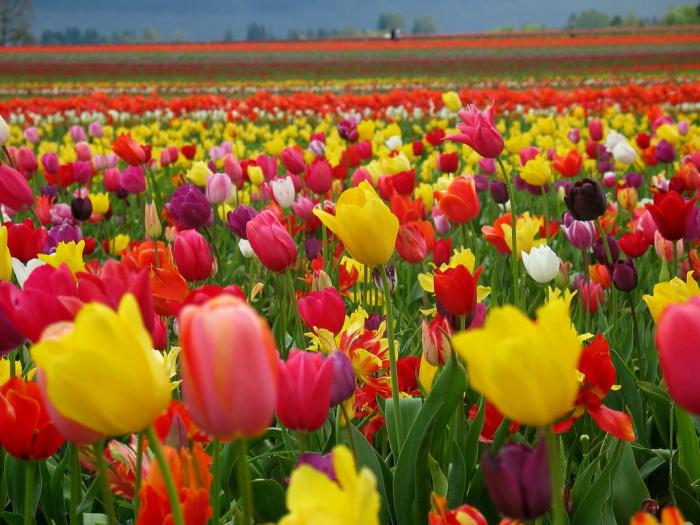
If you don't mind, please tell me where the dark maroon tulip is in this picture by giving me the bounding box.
[482,439,551,520]
[593,234,619,265]
[166,184,212,230]
[71,197,92,221]
[564,178,607,221]
[612,258,637,292]
[226,205,257,239]
[489,180,508,204]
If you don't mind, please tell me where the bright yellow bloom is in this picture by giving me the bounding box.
[38,240,85,277]
[452,298,582,426]
[655,124,680,146]
[30,294,171,436]
[442,91,462,112]
[278,445,380,525]
[643,273,700,323]
[0,359,31,385]
[502,212,545,258]
[248,165,265,186]
[419,354,438,394]
[314,181,399,266]
[0,226,11,282]
[108,234,130,256]
[357,120,375,142]
[186,161,212,187]
[89,192,110,215]
[518,156,552,186]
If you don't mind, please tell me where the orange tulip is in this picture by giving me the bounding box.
[437,175,480,224]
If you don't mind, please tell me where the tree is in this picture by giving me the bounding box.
[246,23,268,41]
[411,14,438,34]
[0,0,34,46]
[567,9,611,29]
[662,4,700,25]
[141,26,159,42]
[377,12,405,32]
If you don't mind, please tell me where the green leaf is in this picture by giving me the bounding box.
[612,442,649,524]
[251,479,286,522]
[671,452,700,522]
[40,456,68,525]
[392,353,467,525]
[3,456,41,518]
[428,455,448,497]
[385,396,422,461]
[0,512,24,525]
[675,405,700,488]
[463,397,484,494]
[446,439,466,508]
[572,440,623,525]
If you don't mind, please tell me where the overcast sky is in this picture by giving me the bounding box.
[31,0,678,40]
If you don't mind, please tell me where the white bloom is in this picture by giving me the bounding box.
[521,245,560,284]
[385,135,402,151]
[604,130,626,152]
[612,141,638,164]
[0,114,8,146]
[239,239,255,258]
[11,258,45,288]
[270,176,296,208]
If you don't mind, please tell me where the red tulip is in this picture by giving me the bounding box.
[297,287,346,335]
[245,210,298,272]
[0,166,34,212]
[432,238,452,267]
[392,170,416,195]
[112,134,146,166]
[0,376,65,460]
[553,150,582,178]
[281,147,306,175]
[306,159,333,194]
[656,297,700,415]
[180,144,196,160]
[173,229,214,282]
[619,230,650,258]
[645,191,696,241]
[4,219,47,263]
[437,152,459,174]
[396,221,434,264]
[437,176,480,224]
[277,349,333,432]
[434,264,481,317]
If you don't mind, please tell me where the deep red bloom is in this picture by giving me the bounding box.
[645,191,696,241]
[180,144,197,160]
[0,377,65,460]
[437,152,459,174]
[636,133,651,149]
[432,238,452,267]
[297,287,346,335]
[152,401,209,444]
[4,219,47,263]
[468,401,520,443]
[578,280,603,313]
[434,264,481,317]
[412,140,424,156]
[396,355,421,393]
[554,334,635,441]
[425,128,446,147]
[112,134,146,166]
[392,170,416,195]
[619,230,650,258]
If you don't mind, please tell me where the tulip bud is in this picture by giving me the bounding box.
[239,239,254,258]
[226,205,257,239]
[612,258,637,291]
[0,166,35,212]
[481,439,551,520]
[17,147,37,174]
[421,315,452,366]
[372,264,396,294]
[311,270,332,291]
[567,128,580,144]
[75,142,92,162]
[173,229,213,282]
[69,125,87,142]
[489,180,508,204]
[561,217,596,250]
[280,147,306,175]
[41,152,59,174]
[306,159,333,194]
[588,119,603,142]
[120,166,146,194]
[0,115,9,146]
[329,351,355,406]
[145,201,162,240]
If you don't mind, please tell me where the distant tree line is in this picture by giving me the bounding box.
[38,26,188,45]
[566,4,700,29]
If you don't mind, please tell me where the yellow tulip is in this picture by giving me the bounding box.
[278,445,380,525]
[38,240,85,277]
[248,165,265,186]
[501,212,545,258]
[89,192,110,215]
[108,234,130,256]
[643,273,700,323]
[186,161,212,187]
[518,156,552,186]
[442,91,462,112]
[452,298,582,426]
[0,226,11,282]
[655,124,680,146]
[357,120,375,142]
[30,294,171,436]
[314,181,399,266]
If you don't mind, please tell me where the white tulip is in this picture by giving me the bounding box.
[239,239,255,258]
[604,130,625,152]
[521,245,560,284]
[612,141,638,164]
[270,176,296,208]
[385,135,402,151]
[0,115,9,146]
[11,258,45,289]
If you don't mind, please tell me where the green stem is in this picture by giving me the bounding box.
[2,145,16,169]
[669,401,675,502]
[297,432,308,455]
[69,444,82,525]
[93,440,118,525]
[672,240,679,279]
[626,291,645,378]
[381,264,404,447]
[285,270,304,348]
[145,426,185,525]
[545,427,566,525]
[594,219,613,264]
[236,439,254,525]
[543,190,551,243]
[133,433,144,514]
[211,441,222,525]
[23,461,34,525]
[9,350,16,376]
[497,157,519,309]
[321,221,329,276]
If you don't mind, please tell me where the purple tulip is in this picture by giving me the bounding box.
[593,234,620,265]
[473,174,489,193]
[0,299,25,355]
[364,313,385,331]
[295,453,336,481]
[624,172,643,188]
[489,180,508,204]
[304,238,322,261]
[329,352,355,406]
[226,205,257,239]
[45,223,83,252]
[166,184,212,230]
[481,439,551,520]
[561,217,596,250]
[655,140,676,164]
[612,258,637,292]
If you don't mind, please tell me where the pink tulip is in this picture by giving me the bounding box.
[0,166,34,212]
[104,168,123,193]
[205,172,232,204]
[351,167,373,187]
[23,127,39,144]
[223,154,242,185]
[173,229,214,282]
[41,152,59,174]
[656,297,700,415]
[75,142,92,162]
[120,166,146,194]
[306,159,332,194]
[589,119,603,142]
[179,295,279,438]
[519,146,540,166]
[297,287,346,335]
[17,147,37,175]
[281,147,306,175]
[444,105,504,159]
[277,349,333,432]
[245,210,298,272]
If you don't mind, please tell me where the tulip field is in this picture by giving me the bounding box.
[2,26,700,525]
